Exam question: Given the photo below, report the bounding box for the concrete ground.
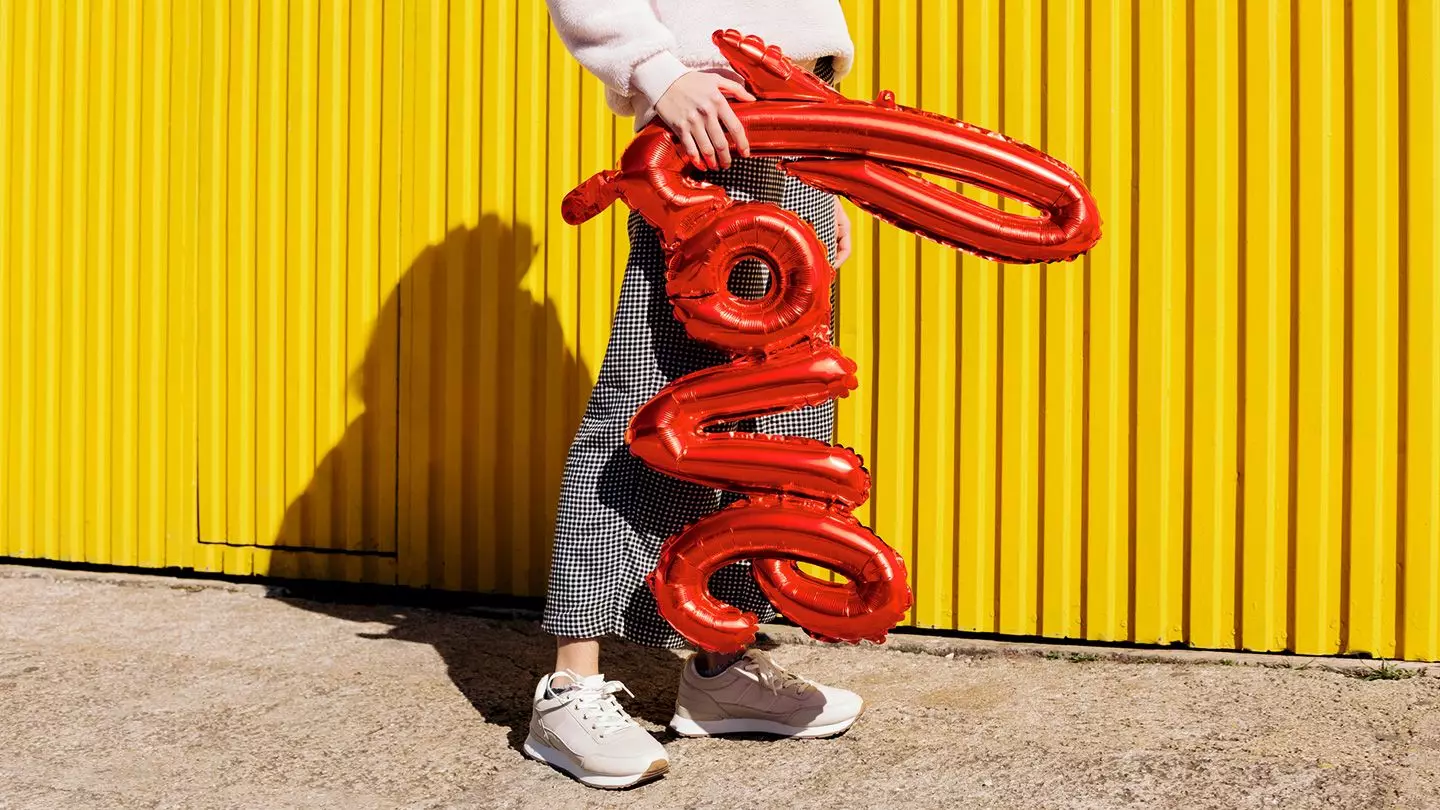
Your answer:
[2,564,1438,810]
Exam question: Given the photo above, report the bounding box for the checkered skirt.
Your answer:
[542,85,839,649]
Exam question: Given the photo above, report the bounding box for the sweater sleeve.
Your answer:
[545,1,692,110]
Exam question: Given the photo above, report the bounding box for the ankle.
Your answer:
[554,637,601,685]
[695,650,745,678]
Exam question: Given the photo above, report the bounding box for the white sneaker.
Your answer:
[522,671,670,789]
[670,649,865,739]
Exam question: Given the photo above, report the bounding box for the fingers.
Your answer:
[717,100,751,159]
[655,73,757,171]
[679,128,704,170]
[703,106,732,168]
[717,78,756,103]
[833,200,853,267]
[687,110,719,170]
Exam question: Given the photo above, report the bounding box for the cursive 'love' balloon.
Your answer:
[563,30,1102,653]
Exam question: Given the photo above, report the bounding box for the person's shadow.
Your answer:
[267,215,687,751]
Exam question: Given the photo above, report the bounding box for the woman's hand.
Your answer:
[833,198,853,267]
[654,71,756,170]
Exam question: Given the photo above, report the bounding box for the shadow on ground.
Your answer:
[269,596,691,752]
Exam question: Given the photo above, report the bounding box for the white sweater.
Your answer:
[546,1,854,128]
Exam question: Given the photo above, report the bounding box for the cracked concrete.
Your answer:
[2,564,1437,809]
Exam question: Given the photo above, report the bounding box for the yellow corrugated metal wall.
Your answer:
[1,0,1436,661]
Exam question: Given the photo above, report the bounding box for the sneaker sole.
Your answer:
[667,702,865,739]
[521,734,669,790]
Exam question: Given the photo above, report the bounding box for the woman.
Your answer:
[532,1,860,789]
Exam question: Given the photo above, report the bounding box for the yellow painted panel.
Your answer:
[1239,0,1294,653]
[1348,0,1401,658]
[479,0,513,595]
[873,2,919,627]
[1189,0,1241,652]
[515,0,550,596]
[836,0,877,538]
[912,0,960,630]
[1085,0,1134,643]
[956,0,1002,635]
[84,0,114,565]
[60,0,88,565]
[1293,0,1346,656]
[1,0,1437,662]
[196,0,227,576]
[997,0,1042,639]
[37,0,62,564]
[1040,0,1087,641]
[1133,0,1187,645]
[1403,0,1440,662]
[0,0,14,561]
[221,0,258,578]
[114,0,140,568]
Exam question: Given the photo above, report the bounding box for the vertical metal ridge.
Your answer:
[167,0,198,570]
[61,0,90,564]
[1401,0,1440,662]
[224,0,259,576]
[377,0,402,565]
[1282,0,1303,653]
[990,0,1007,637]
[313,0,350,566]
[1181,0,1198,646]
[87,0,118,567]
[962,0,998,633]
[447,0,480,593]
[113,0,139,567]
[281,0,316,574]
[137,0,168,568]
[1083,0,1131,642]
[915,0,960,630]
[1347,0,1401,657]
[0,0,14,560]
[517,0,548,596]
[1190,0,1240,650]
[1078,0,1093,640]
[196,0,227,574]
[1394,0,1411,658]
[874,1,919,626]
[37,0,63,564]
[0,0,10,560]
[995,0,1043,637]
[256,0,286,570]
[16,0,38,562]
[1123,0,1140,643]
[487,0,525,596]
[1338,0,1355,651]
[1135,0,1189,644]
[542,22,581,598]
[346,0,387,564]
[1040,0,1088,640]
[1293,0,1347,655]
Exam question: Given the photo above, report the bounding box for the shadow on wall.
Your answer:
[273,214,590,595]
[267,215,693,752]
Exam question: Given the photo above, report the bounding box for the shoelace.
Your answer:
[557,672,637,737]
[737,652,813,696]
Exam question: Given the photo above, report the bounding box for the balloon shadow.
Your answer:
[268,215,685,751]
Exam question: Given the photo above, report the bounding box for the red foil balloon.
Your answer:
[563,30,1103,653]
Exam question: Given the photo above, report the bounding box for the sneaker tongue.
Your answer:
[577,673,607,689]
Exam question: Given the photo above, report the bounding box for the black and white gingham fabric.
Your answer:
[542,61,840,649]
